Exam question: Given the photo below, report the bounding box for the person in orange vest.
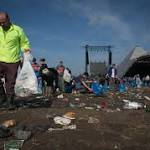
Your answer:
[56,61,65,92]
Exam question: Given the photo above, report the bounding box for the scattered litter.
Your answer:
[63,112,76,120]
[63,124,76,130]
[78,103,86,108]
[88,117,99,124]
[116,108,121,111]
[69,103,76,108]
[75,98,80,101]
[114,145,118,149]
[36,96,44,99]
[54,116,71,125]
[48,128,64,132]
[48,125,76,132]
[100,101,108,109]
[4,140,24,150]
[84,107,94,110]
[96,105,101,109]
[123,99,144,109]
[2,119,16,128]
[105,109,114,113]
[57,94,64,99]
[144,96,150,101]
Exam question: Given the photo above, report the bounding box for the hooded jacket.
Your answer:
[0,24,30,63]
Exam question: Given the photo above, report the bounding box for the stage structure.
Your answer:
[83,45,113,75]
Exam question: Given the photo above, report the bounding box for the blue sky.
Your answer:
[1,0,150,74]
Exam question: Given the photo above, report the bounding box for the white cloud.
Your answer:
[59,0,135,43]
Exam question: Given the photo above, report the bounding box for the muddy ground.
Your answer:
[0,88,150,150]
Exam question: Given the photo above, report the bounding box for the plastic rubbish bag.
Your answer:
[123,99,143,109]
[91,82,103,95]
[63,69,71,83]
[119,83,126,92]
[15,56,38,97]
[23,51,33,62]
[54,116,71,125]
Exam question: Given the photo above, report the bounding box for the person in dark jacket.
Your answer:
[108,64,117,79]
[39,59,58,97]
[107,64,118,88]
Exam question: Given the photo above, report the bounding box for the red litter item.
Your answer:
[100,101,108,109]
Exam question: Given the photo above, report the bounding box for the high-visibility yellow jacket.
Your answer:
[0,24,30,63]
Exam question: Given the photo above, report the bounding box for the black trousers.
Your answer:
[0,61,20,96]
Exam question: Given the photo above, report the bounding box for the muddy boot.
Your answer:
[0,95,6,106]
[0,80,7,107]
[7,95,15,110]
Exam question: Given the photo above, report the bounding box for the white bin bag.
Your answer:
[15,53,38,97]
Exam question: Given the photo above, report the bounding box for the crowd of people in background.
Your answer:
[31,58,74,96]
[29,58,150,98]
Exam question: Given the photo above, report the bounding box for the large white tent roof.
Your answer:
[117,47,148,77]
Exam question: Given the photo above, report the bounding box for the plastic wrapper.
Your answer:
[4,140,24,150]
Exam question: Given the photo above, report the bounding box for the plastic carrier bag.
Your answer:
[15,53,38,97]
[91,82,103,96]
[63,69,71,83]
